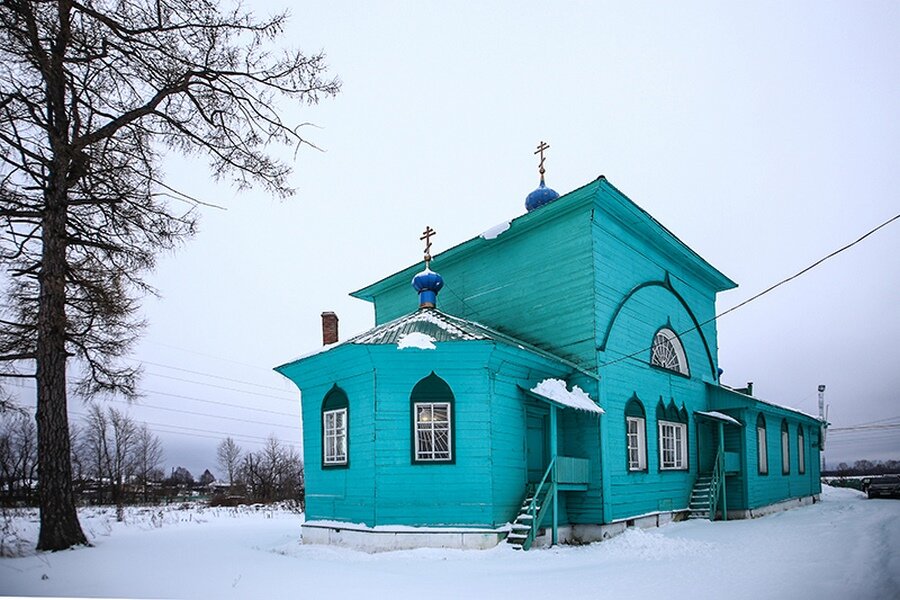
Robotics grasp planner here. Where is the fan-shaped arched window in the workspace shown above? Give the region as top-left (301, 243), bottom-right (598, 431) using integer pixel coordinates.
top-left (781, 420), bottom-right (790, 475)
top-left (625, 396), bottom-right (647, 472)
top-left (798, 426), bottom-right (806, 475)
top-left (650, 327), bottom-right (690, 377)
top-left (756, 413), bottom-right (768, 475)
top-left (322, 386), bottom-right (349, 468)
top-left (411, 373), bottom-right (455, 464)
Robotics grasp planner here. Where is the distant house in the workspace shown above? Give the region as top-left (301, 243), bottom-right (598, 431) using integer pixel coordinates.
top-left (276, 172), bottom-right (823, 551)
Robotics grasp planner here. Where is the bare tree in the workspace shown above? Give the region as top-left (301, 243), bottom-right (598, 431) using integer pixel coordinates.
top-left (107, 408), bottom-right (136, 520)
top-left (79, 404), bottom-right (141, 514)
top-left (240, 435), bottom-right (303, 503)
top-left (0, 1), bottom-right (338, 549)
top-left (132, 424), bottom-right (163, 502)
top-left (0, 410), bottom-right (37, 503)
top-left (216, 436), bottom-right (241, 487)
top-left (80, 404), bottom-right (111, 499)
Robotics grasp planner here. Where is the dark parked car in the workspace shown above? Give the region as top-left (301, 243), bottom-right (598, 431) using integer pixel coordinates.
top-left (867, 476), bottom-right (900, 499)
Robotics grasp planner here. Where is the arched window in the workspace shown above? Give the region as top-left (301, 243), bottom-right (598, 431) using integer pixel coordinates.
top-left (798, 426), bottom-right (806, 475)
top-left (657, 399), bottom-right (688, 471)
top-left (781, 420), bottom-right (790, 475)
top-left (757, 413), bottom-right (768, 475)
top-left (625, 396), bottom-right (647, 472)
top-left (411, 373), bottom-right (455, 464)
top-left (322, 386), bottom-right (349, 468)
top-left (650, 327), bottom-right (690, 377)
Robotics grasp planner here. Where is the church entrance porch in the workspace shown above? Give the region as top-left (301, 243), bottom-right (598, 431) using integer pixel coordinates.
top-left (691, 411), bottom-right (743, 520)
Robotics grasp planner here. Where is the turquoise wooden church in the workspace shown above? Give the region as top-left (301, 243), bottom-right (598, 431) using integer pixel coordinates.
top-left (275, 160), bottom-right (823, 551)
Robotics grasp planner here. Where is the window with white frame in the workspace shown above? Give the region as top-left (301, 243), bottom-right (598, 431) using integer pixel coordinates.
top-left (650, 327), bottom-right (690, 377)
top-left (781, 420), bottom-right (790, 475)
top-left (321, 387), bottom-right (349, 468)
top-left (414, 402), bottom-right (451, 461)
top-left (410, 373), bottom-right (455, 464)
top-left (757, 413), bottom-right (768, 475)
top-left (627, 417), bottom-right (647, 471)
top-left (658, 420), bottom-right (687, 470)
top-left (323, 408), bottom-right (347, 465)
top-left (798, 427), bottom-right (806, 475)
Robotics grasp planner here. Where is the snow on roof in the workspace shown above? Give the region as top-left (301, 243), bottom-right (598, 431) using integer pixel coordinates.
top-left (397, 331), bottom-right (436, 350)
top-left (695, 410), bottom-right (742, 426)
top-left (481, 220), bottom-right (511, 240)
top-left (529, 378), bottom-right (604, 414)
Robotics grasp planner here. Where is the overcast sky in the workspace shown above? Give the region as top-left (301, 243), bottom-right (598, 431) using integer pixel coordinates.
top-left (13, 1), bottom-right (897, 476)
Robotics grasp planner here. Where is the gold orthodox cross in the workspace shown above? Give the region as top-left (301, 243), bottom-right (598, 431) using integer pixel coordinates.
top-left (535, 140), bottom-right (550, 177)
top-left (420, 226), bottom-right (436, 263)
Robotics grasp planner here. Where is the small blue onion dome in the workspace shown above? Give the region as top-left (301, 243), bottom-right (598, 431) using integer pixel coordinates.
top-left (525, 179), bottom-right (560, 212)
top-left (412, 267), bottom-right (444, 308)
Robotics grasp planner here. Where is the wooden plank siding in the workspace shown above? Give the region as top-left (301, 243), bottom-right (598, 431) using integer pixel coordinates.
top-left (591, 184), bottom-right (727, 522)
top-left (361, 195), bottom-right (598, 367)
top-left (707, 385), bottom-right (822, 510)
top-left (276, 347), bottom-right (377, 525)
top-left (275, 176), bottom-right (825, 537)
top-left (368, 344), bottom-right (495, 527)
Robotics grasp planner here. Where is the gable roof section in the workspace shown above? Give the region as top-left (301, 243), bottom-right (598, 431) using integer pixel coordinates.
top-left (595, 179), bottom-right (737, 292)
top-left (351, 176), bottom-right (735, 303)
top-left (276, 308), bottom-right (596, 379)
top-left (707, 382), bottom-right (821, 423)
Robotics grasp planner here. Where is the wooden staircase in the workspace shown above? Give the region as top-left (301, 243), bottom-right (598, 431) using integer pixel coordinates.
top-left (688, 474), bottom-right (714, 519)
top-left (507, 460), bottom-right (555, 551)
top-left (689, 447), bottom-right (724, 520)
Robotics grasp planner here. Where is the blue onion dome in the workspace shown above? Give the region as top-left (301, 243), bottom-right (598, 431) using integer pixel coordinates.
top-left (412, 267), bottom-right (444, 308)
top-left (525, 178), bottom-right (560, 212)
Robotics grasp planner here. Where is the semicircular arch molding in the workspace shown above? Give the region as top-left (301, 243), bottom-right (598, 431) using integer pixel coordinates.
top-left (597, 277), bottom-right (717, 379)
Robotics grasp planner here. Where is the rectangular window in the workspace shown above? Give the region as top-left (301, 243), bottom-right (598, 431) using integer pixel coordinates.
top-left (658, 421), bottom-right (687, 470)
top-left (798, 432), bottom-right (806, 475)
top-left (415, 402), bottom-right (451, 461)
top-left (626, 417), bottom-right (647, 471)
top-left (757, 426), bottom-right (768, 475)
top-left (782, 428), bottom-right (790, 474)
top-left (323, 408), bottom-right (347, 465)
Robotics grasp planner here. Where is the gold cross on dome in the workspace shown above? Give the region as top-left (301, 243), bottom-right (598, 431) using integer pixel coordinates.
top-left (420, 225), bottom-right (436, 263)
top-left (535, 140), bottom-right (550, 177)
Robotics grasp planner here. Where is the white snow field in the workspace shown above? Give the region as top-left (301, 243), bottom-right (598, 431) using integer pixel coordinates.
top-left (1, 486), bottom-right (898, 600)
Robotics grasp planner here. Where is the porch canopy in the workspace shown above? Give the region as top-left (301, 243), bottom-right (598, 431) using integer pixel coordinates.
top-left (521, 378), bottom-right (604, 414)
top-left (695, 410), bottom-right (741, 426)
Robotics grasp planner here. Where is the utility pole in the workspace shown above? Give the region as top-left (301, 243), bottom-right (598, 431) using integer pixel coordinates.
top-left (818, 385), bottom-right (827, 471)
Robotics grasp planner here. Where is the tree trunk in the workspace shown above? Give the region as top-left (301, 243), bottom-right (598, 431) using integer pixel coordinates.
top-left (35, 189), bottom-right (87, 551)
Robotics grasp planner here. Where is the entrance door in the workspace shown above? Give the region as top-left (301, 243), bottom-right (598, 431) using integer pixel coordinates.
top-left (697, 421), bottom-right (717, 473)
top-left (526, 409), bottom-right (549, 483)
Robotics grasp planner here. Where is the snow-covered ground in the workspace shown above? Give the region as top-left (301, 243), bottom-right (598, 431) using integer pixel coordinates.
top-left (1, 486), bottom-right (898, 599)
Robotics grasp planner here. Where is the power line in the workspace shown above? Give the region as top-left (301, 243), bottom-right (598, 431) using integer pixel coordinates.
top-left (99, 397), bottom-right (297, 430)
top-left (601, 211), bottom-right (900, 369)
top-left (141, 339), bottom-right (274, 372)
top-left (138, 387), bottom-right (298, 418)
top-left (142, 370), bottom-right (295, 402)
top-left (14, 387), bottom-right (298, 430)
top-left (136, 359), bottom-right (295, 393)
top-left (68, 409), bottom-right (302, 449)
top-left (830, 423), bottom-right (900, 433)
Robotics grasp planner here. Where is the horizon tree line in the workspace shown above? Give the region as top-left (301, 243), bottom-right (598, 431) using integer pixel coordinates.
top-left (0, 408), bottom-right (303, 508)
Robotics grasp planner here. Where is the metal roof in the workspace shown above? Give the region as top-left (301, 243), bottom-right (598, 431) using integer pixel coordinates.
top-left (351, 309), bottom-right (499, 345)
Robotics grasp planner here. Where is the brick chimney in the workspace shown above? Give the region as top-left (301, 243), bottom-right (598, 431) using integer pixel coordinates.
top-left (321, 312), bottom-right (338, 345)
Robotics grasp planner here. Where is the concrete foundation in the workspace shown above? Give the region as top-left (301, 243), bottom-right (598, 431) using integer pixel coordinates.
top-left (301, 522), bottom-right (506, 552)
top-left (724, 494), bottom-right (819, 520)
top-left (301, 495), bottom-right (819, 551)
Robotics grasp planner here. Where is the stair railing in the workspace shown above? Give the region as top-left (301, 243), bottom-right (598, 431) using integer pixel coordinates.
top-left (707, 446), bottom-right (724, 521)
top-left (522, 457), bottom-right (556, 550)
